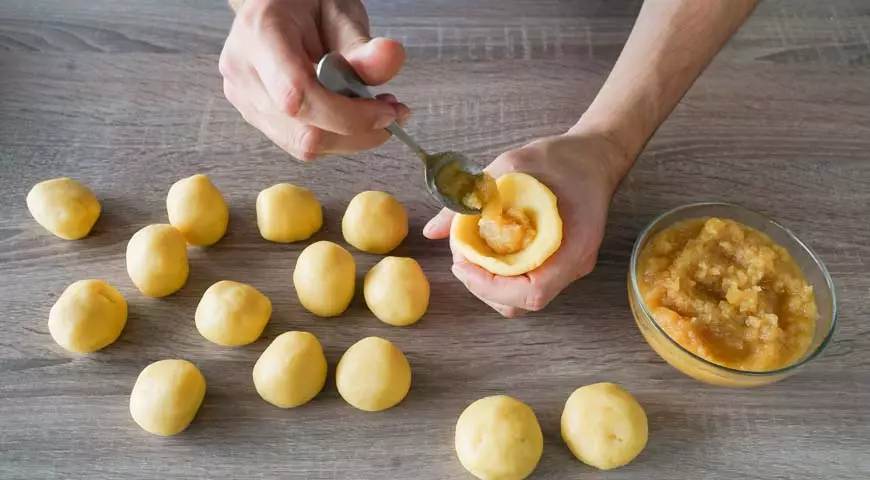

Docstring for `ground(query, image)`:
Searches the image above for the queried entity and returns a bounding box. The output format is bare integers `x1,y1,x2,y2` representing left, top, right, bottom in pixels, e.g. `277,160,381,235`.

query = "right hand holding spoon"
220,0,410,160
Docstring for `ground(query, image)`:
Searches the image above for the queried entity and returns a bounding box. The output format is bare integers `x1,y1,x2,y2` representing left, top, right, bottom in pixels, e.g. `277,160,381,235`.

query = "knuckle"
236,2,279,41
292,126,322,161
578,256,596,278
218,50,235,79
275,77,308,117
493,151,526,173
235,3,263,31
288,148,317,162
511,152,534,168
571,250,598,280
525,289,550,311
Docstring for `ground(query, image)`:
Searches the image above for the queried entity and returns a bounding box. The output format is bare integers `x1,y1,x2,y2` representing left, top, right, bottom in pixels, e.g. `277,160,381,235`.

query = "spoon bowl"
424,152,482,215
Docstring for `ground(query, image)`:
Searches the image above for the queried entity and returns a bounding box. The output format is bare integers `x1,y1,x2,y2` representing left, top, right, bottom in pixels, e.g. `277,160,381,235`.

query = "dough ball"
452,173,562,276
293,241,355,317
257,183,322,243
129,359,206,436
48,279,127,353
253,331,327,408
454,395,543,480
26,177,101,240
342,191,408,254
364,257,429,326
126,224,189,297
336,337,411,412
166,174,229,246
561,382,648,470
195,280,272,346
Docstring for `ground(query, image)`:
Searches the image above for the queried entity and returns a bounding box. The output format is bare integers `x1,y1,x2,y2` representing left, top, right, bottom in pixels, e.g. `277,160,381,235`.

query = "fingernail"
375,114,396,129
423,221,434,236
376,93,399,104
397,106,411,122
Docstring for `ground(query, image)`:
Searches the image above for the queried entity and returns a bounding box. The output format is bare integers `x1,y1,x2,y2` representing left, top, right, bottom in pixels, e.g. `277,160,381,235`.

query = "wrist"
570,93,655,156
564,118,638,191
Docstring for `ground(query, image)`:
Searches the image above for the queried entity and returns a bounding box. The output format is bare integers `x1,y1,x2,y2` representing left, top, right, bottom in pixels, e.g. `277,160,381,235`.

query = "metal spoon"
316,52,483,215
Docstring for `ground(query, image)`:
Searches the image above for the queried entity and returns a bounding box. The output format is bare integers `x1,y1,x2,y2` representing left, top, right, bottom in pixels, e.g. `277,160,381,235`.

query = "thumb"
423,208,455,240
346,38,406,86
321,2,405,86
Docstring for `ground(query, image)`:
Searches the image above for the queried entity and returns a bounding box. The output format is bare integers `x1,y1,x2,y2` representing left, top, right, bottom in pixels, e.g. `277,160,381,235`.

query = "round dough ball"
364,257,429,326
129,359,206,436
452,173,562,276
26,177,101,240
253,331,327,408
195,280,272,346
455,395,543,480
342,191,408,254
166,174,229,246
336,337,411,412
257,183,322,243
48,279,127,353
126,224,189,297
293,241,355,317
561,382,648,470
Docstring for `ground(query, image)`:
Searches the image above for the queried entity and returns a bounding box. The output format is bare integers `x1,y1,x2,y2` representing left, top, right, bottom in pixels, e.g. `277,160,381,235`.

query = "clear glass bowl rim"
628,201,838,377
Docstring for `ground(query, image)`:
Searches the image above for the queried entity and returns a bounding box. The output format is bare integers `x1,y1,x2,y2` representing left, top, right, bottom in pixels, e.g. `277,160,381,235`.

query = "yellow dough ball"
452,173,562,276
561,382,648,470
342,191,408,254
336,337,411,412
293,241,355,317
253,331,327,408
26,177,101,240
195,280,272,346
129,359,206,436
166,174,229,246
48,279,127,353
364,257,429,326
126,224,189,297
455,395,543,480
256,183,322,243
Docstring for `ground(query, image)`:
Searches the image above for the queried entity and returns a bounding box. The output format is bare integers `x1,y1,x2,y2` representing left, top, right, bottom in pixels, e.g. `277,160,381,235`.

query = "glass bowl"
628,202,837,387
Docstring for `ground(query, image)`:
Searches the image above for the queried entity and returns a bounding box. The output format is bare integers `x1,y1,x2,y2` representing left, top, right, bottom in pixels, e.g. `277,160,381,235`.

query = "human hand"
220,0,410,160
423,132,630,317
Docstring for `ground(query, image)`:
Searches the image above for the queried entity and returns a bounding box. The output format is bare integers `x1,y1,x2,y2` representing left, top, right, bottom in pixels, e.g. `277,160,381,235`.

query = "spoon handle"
384,124,427,161
316,53,428,161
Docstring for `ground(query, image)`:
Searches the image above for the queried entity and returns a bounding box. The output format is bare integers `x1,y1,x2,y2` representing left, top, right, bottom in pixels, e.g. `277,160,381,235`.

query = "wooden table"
2,0,869,478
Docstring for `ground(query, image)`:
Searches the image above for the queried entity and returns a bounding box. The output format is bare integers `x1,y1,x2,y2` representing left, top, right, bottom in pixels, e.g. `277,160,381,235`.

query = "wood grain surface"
2,0,869,478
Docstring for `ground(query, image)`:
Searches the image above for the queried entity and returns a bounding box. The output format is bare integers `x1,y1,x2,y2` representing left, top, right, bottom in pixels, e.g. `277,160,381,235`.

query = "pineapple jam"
463,174,536,255
636,217,817,372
